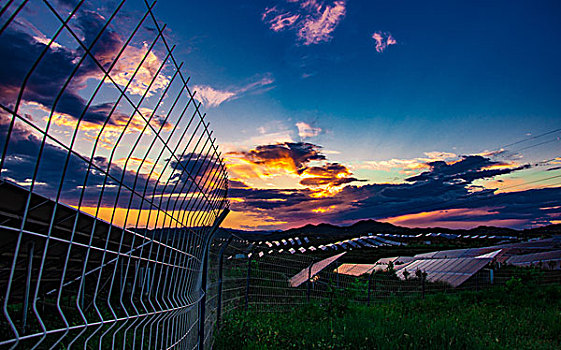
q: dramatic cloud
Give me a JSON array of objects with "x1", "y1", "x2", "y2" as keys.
[
  {"x1": 226, "y1": 152, "x2": 560, "y2": 230},
  {"x1": 225, "y1": 140, "x2": 363, "y2": 199},
  {"x1": 296, "y1": 121, "x2": 322, "y2": 139},
  {"x1": 300, "y1": 163, "x2": 363, "y2": 188},
  {"x1": 193, "y1": 74, "x2": 274, "y2": 108},
  {"x1": 0, "y1": 11, "x2": 170, "y2": 129},
  {"x1": 229, "y1": 142, "x2": 326, "y2": 175},
  {"x1": 405, "y1": 155, "x2": 530, "y2": 184},
  {"x1": 0, "y1": 120, "x2": 221, "y2": 219},
  {"x1": 169, "y1": 152, "x2": 225, "y2": 190},
  {"x1": 261, "y1": 0, "x2": 347, "y2": 45},
  {"x1": 372, "y1": 31, "x2": 397, "y2": 53},
  {"x1": 74, "y1": 10, "x2": 170, "y2": 96},
  {"x1": 109, "y1": 43, "x2": 170, "y2": 97},
  {"x1": 0, "y1": 121, "x2": 147, "y2": 208}
]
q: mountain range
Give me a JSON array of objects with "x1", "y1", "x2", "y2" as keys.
[{"x1": 224, "y1": 220, "x2": 561, "y2": 241}]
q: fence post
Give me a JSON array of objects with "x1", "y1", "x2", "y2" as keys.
[
  {"x1": 216, "y1": 235, "x2": 233, "y2": 329},
  {"x1": 199, "y1": 209, "x2": 230, "y2": 350},
  {"x1": 374, "y1": 275, "x2": 377, "y2": 300},
  {"x1": 367, "y1": 272, "x2": 374, "y2": 306},
  {"x1": 475, "y1": 272, "x2": 479, "y2": 291},
  {"x1": 307, "y1": 260, "x2": 314, "y2": 302},
  {"x1": 80, "y1": 275, "x2": 85, "y2": 310},
  {"x1": 198, "y1": 244, "x2": 209, "y2": 350},
  {"x1": 421, "y1": 273, "x2": 425, "y2": 299},
  {"x1": 245, "y1": 249, "x2": 253, "y2": 310},
  {"x1": 22, "y1": 241, "x2": 34, "y2": 334}
]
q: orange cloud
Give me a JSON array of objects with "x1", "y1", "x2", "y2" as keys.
[
  {"x1": 114, "y1": 156, "x2": 161, "y2": 178},
  {"x1": 482, "y1": 162, "x2": 520, "y2": 170},
  {"x1": 78, "y1": 206, "x2": 223, "y2": 229},
  {"x1": 227, "y1": 142, "x2": 325, "y2": 176},
  {"x1": 300, "y1": 162, "x2": 362, "y2": 196},
  {"x1": 222, "y1": 209, "x2": 288, "y2": 230},
  {"x1": 109, "y1": 43, "x2": 171, "y2": 97},
  {"x1": 45, "y1": 105, "x2": 173, "y2": 151},
  {"x1": 481, "y1": 177, "x2": 526, "y2": 193},
  {"x1": 225, "y1": 142, "x2": 362, "y2": 197},
  {"x1": 312, "y1": 205, "x2": 336, "y2": 213}
]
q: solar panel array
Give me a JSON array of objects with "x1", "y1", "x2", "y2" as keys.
[
  {"x1": 335, "y1": 263, "x2": 376, "y2": 277},
  {"x1": 396, "y1": 257, "x2": 493, "y2": 288},
  {"x1": 413, "y1": 238, "x2": 560, "y2": 263},
  {"x1": 334, "y1": 240, "x2": 561, "y2": 288},
  {"x1": 506, "y1": 250, "x2": 561, "y2": 268},
  {"x1": 254, "y1": 231, "x2": 521, "y2": 259},
  {"x1": 289, "y1": 252, "x2": 346, "y2": 287},
  {"x1": 414, "y1": 247, "x2": 502, "y2": 259},
  {"x1": 205, "y1": 235, "x2": 561, "y2": 316}
]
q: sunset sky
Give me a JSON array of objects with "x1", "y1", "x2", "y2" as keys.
[
  {"x1": 1, "y1": 0, "x2": 560, "y2": 231},
  {"x1": 151, "y1": 0, "x2": 561, "y2": 230}
]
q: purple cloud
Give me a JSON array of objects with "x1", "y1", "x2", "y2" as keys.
[
  {"x1": 372, "y1": 31, "x2": 397, "y2": 53},
  {"x1": 261, "y1": 0, "x2": 347, "y2": 45}
]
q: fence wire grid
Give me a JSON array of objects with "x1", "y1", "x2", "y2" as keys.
[
  {"x1": 0, "y1": 0, "x2": 229, "y2": 348},
  {"x1": 211, "y1": 235, "x2": 561, "y2": 321}
]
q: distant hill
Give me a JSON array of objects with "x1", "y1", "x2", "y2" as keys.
[
  {"x1": 223, "y1": 219, "x2": 560, "y2": 241},
  {"x1": 521, "y1": 223, "x2": 561, "y2": 236}
]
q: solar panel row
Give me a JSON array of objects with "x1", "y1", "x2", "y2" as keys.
[
  {"x1": 289, "y1": 252, "x2": 346, "y2": 287},
  {"x1": 395, "y1": 258, "x2": 492, "y2": 288}
]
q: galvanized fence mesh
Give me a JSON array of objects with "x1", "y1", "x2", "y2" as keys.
[
  {"x1": 0, "y1": 0, "x2": 228, "y2": 348},
  {"x1": 209, "y1": 236, "x2": 561, "y2": 319}
]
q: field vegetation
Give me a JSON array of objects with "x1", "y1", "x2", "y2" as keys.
[{"x1": 215, "y1": 280, "x2": 561, "y2": 349}]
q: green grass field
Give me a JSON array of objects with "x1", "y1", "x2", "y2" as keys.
[{"x1": 215, "y1": 283, "x2": 561, "y2": 349}]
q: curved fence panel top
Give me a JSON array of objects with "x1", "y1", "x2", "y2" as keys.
[{"x1": 0, "y1": 0, "x2": 229, "y2": 348}]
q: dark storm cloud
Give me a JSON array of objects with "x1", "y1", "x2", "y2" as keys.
[
  {"x1": 322, "y1": 181, "x2": 559, "y2": 226},
  {"x1": 229, "y1": 187, "x2": 311, "y2": 210},
  {"x1": 229, "y1": 186, "x2": 347, "y2": 220},
  {"x1": 0, "y1": 11, "x2": 130, "y2": 125},
  {"x1": 405, "y1": 155, "x2": 531, "y2": 184},
  {"x1": 0, "y1": 122, "x2": 220, "y2": 212},
  {"x1": 169, "y1": 152, "x2": 226, "y2": 193},
  {"x1": 228, "y1": 179, "x2": 250, "y2": 189},
  {"x1": 0, "y1": 122, "x2": 140, "y2": 207}
]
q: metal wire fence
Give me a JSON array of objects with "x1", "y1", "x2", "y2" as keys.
[
  {"x1": 210, "y1": 235, "x2": 561, "y2": 321},
  {"x1": 0, "y1": 0, "x2": 228, "y2": 348}
]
